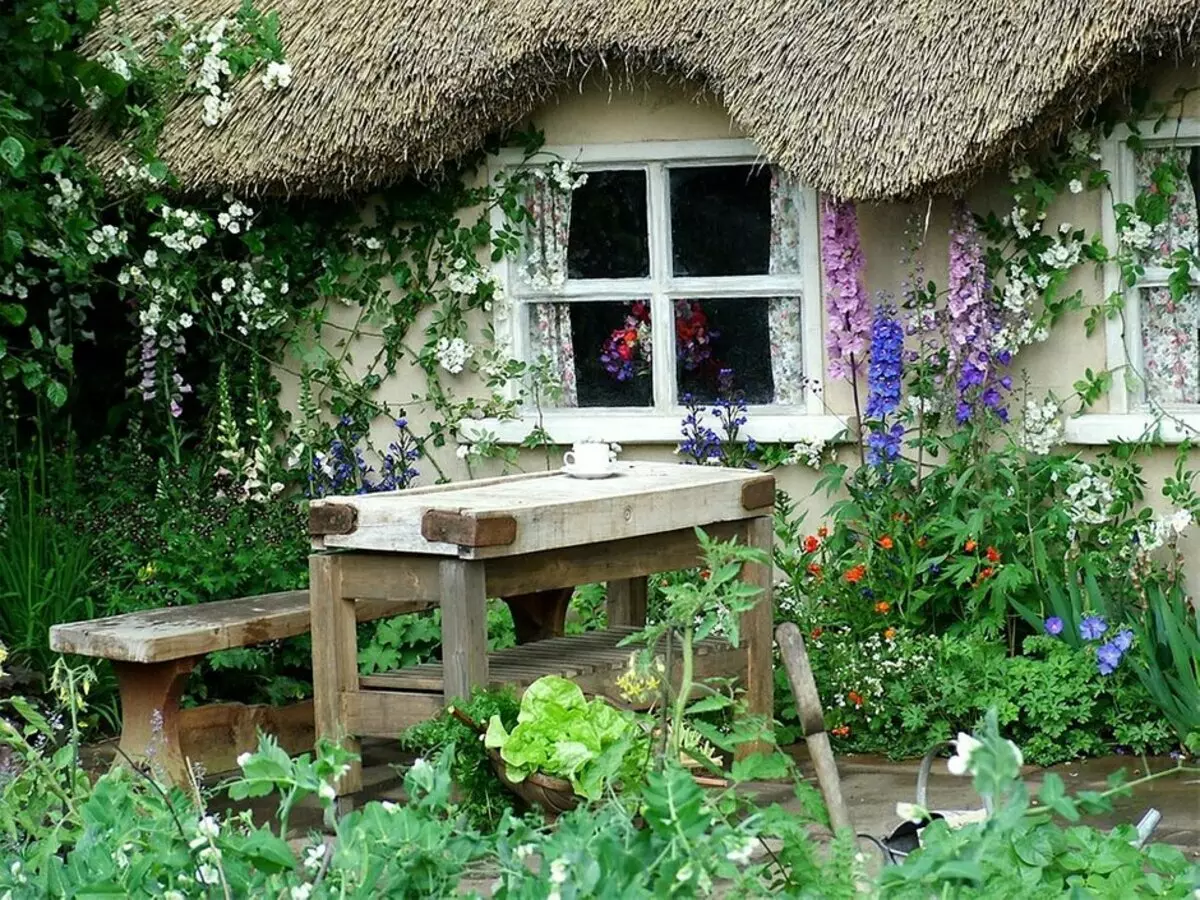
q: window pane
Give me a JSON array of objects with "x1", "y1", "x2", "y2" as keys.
[
  {"x1": 674, "y1": 298, "x2": 780, "y2": 404},
  {"x1": 670, "y1": 165, "x2": 772, "y2": 276},
  {"x1": 529, "y1": 301, "x2": 653, "y2": 408},
  {"x1": 566, "y1": 171, "x2": 649, "y2": 279},
  {"x1": 1140, "y1": 286, "x2": 1200, "y2": 406}
]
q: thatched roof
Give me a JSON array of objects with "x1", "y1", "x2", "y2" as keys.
[{"x1": 77, "y1": 0, "x2": 1200, "y2": 201}]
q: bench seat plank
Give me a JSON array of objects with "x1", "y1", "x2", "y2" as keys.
[{"x1": 49, "y1": 591, "x2": 426, "y2": 664}]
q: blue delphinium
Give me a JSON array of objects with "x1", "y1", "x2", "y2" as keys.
[
  {"x1": 865, "y1": 302, "x2": 905, "y2": 467},
  {"x1": 677, "y1": 369, "x2": 757, "y2": 467},
  {"x1": 306, "y1": 415, "x2": 421, "y2": 497}
]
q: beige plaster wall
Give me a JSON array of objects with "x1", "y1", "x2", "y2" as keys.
[{"x1": 280, "y1": 71, "x2": 1199, "y2": 533}]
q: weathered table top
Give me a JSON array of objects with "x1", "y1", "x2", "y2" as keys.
[{"x1": 309, "y1": 462, "x2": 774, "y2": 558}]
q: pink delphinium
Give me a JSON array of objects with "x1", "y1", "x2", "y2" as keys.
[
  {"x1": 947, "y1": 203, "x2": 1007, "y2": 422},
  {"x1": 821, "y1": 198, "x2": 871, "y2": 381}
]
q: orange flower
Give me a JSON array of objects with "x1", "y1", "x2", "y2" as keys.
[
  {"x1": 818, "y1": 526, "x2": 829, "y2": 538},
  {"x1": 986, "y1": 546, "x2": 1001, "y2": 563},
  {"x1": 875, "y1": 600, "x2": 891, "y2": 614},
  {"x1": 978, "y1": 567, "x2": 994, "y2": 580},
  {"x1": 844, "y1": 564, "x2": 866, "y2": 584},
  {"x1": 803, "y1": 535, "x2": 820, "y2": 553},
  {"x1": 831, "y1": 725, "x2": 851, "y2": 738},
  {"x1": 810, "y1": 627, "x2": 824, "y2": 640},
  {"x1": 699, "y1": 569, "x2": 711, "y2": 581},
  {"x1": 964, "y1": 539, "x2": 978, "y2": 552},
  {"x1": 807, "y1": 562, "x2": 823, "y2": 577},
  {"x1": 884, "y1": 627, "x2": 897, "y2": 640},
  {"x1": 847, "y1": 690, "x2": 864, "y2": 707},
  {"x1": 917, "y1": 536, "x2": 928, "y2": 549},
  {"x1": 878, "y1": 536, "x2": 894, "y2": 550}
]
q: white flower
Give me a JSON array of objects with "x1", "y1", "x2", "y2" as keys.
[
  {"x1": 101, "y1": 50, "x2": 132, "y2": 81},
  {"x1": 1019, "y1": 398, "x2": 1064, "y2": 456},
  {"x1": 1069, "y1": 179, "x2": 1084, "y2": 194},
  {"x1": 177, "y1": 313, "x2": 194, "y2": 329},
  {"x1": 236, "y1": 751, "x2": 252, "y2": 768},
  {"x1": 221, "y1": 277, "x2": 236, "y2": 292},
  {"x1": 1009, "y1": 164, "x2": 1032, "y2": 183},
  {"x1": 143, "y1": 250, "x2": 159, "y2": 268},
  {"x1": 262, "y1": 61, "x2": 293, "y2": 91},
  {"x1": 787, "y1": 438, "x2": 827, "y2": 469},
  {"x1": 455, "y1": 444, "x2": 471, "y2": 460},
  {"x1": 947, "y1": 732, "x2": 983, "y2": 776},
  {"x1": 725, "y1": 838, "x2": 756, "y2": 865},
  {"x1": 197, "y1": 815, "x2": 220, "y2": 840},
  {"x1": 514, "y1": 843, "x2": 535, "y2": 860},
  {"x1": 318, "y1": 781, "x2": 336, "y2": 801},
  {"x1": 1122, "y1": 215, "x2": 1154, "y2": 251},
  {"x1": 435, "y1": 336, "x2": 474, "y2": 374},
  {"x1": 364, "y1": 236, "x2": 382, "y2": 251},
  {"x1": 290, "y1": 886, "x2": 313, "y2": 900},
  {"x1": 549, "y1": 857, "x2": 569, "y2": 885},
  {"x1": 196, "y1": 863, "x2": 221, "y2": 885},
  {"x1": 303, "y1": 843, "x2": 326, "y2": 872}
]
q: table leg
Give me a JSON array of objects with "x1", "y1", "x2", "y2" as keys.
[
  {"x1": 441, "y1": 559, "x2": 489, "y2": 704},
  {"x1": 738, "y1": 516, "x2": 775, "y2": 758},
  {"x1": 310, "y1": 553, "x2": 362, "y2": 798},
  {"x1": 606, "y1": 576, "x2": 648, "y2": 628},
  {"x1": 502, "y1": 588, "x2": 573, "y2": 643}
]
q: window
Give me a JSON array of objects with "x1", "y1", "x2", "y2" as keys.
[
  {"x1": 481, "y1": 140, "x2": 834, "y2": 444},
  {"x1": 1075, "y1": 125, "x2": 1200, "y2": 444}
]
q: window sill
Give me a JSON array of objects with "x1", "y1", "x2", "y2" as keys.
[
  {"x1": 460, "y1": 412, "x2": 851, "y2": 446},
  {"x1": 1063, "y1": 412, "x2": 1200, "y2": 445}
]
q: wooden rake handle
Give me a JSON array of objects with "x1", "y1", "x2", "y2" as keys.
[{"x1": 776, "y1": 622, "x2": 853, "y2": 833}]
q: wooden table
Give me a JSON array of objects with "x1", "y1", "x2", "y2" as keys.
[{"x1": 307, "y1": 462, "x2": 775, "y2": 802}]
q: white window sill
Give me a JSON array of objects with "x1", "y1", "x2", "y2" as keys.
[
  {"x1": 460, "y1": 412, "x2": 851, "y2": 446},
  {"x1": 1063, "y1": 413, "x2": 1200, "y2": 445}
]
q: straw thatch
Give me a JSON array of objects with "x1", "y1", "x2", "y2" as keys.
[{"x1": 76, "y1": 0, "x2": 1200, "y2": 201}]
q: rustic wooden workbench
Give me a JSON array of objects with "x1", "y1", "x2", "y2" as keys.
[{"x1": 307, "y1": 462, "x2": 775, "y2": 802}]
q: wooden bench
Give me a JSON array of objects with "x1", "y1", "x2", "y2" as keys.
[{"x1": 49, "y1": 590, "x2": 425, "y2": 786}]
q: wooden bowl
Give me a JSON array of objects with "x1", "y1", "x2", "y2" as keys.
[{"x1": 488, "y1": 750, "x2": 581, "y2": 819}]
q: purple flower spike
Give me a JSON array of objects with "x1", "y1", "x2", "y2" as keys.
[
  {"x1": 1044, "y1": 616, "x2": 1064, "y2": 636},
  {"x1": 1096, "y1": 642, "x2": 1123, "y2": 675},
  {"x1": 1079, "y1": 616, "x2": 1108, "y2": 641}
]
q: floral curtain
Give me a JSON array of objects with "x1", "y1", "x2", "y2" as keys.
[
  {"x1": 1135, "y1": 148, "x2": 1200, "y2": 405},
  {"x1": 524, "y1": 175, "x2": 578, "y2": 407},
  {"x1": 767, "y1": 168, "x2": 805, "y2": 406}
]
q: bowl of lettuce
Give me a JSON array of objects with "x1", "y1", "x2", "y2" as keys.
[{"x1": 484, "y1": 675, "x2": 647, "y2": 810}]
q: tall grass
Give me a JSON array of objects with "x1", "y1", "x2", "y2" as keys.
[
  {"x1": 0, "y1": 457, "x2": 95, "y2": 675},
  {"x1": 1130, "y1": 580, "x2": 1200, "y2": 754}
]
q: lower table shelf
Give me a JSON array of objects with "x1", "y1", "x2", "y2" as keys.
[{"x1": 358, "y1": 626, "x2": 744, "y2": 711}]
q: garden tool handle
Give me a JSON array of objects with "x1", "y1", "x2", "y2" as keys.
[{"x1": 776, "y1": 622, "x2": 854, "y2": 833}]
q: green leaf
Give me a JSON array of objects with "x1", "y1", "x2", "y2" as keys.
[
  {"x1": 45, "y1": 380, "x2": 67, "y2": 408},
  {"x1": 0, "y1": 136, "x2": 24, "y2": 170},
  {"x1": 1037, "y1": 773, "x2": 1080, "y2": 822},
  {"x1": 234, "y1": 830, "x2": 297, "y2": 873},
  {"x1": 0, "y1": 303, "x2": 26, "y2": 325}
]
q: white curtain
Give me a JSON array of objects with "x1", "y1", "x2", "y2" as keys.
[
  {"x1": 1135, "y1": 148, "x2": 1200, "y2": 406},
  {"x1": 524, "y1": 174, "x2": 578, "y2": 407},
  {"x1": 768, "y1": 168, "x2": 805, "y2": 406}
]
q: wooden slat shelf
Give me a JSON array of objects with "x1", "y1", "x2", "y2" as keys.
[{"x1": 358, "y1": 627, "x2": 740, "y2": 708}]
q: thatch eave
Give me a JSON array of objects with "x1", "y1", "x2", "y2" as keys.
[{"x1": 73, "y1": 0, "x2": 1200, "y2": 202}]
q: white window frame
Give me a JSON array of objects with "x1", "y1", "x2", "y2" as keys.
[
  {"x1": 1067, "y1": 121, "x2": 1200, "y2": 444},
  {"x1": 465, "y1": 139, "x2": 842, "y2": 446}
]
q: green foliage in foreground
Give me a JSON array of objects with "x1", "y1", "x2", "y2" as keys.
[{"x1": 1, "y1": 661, "x2": 1197, "y2": 898}]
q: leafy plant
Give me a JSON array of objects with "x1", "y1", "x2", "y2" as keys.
[
  {"x1": 1129, "y1": 579, "x2": 1200, "y2": 753},
  {"x1": 484, "y1": 675, "x2": 648, "y2": 801}
]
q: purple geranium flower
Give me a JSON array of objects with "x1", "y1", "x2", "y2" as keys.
[
  {"x1": 1096, "y1": 642, "x2": 1123, "y2": 676},
  {"x1": 1044, "y1": 616, "x2": 1064, "y2": 636},
  {"x1": 1079, "y1": 616, "x2": 1108, "y2": 641},
  {"x1": 1112, "y1": 628, "x2": 1134, "y2": 653}
]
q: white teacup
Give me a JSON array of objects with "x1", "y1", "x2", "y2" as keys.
[{"x1": 564, "y1": 441, "x2": 613, "y2": 474}]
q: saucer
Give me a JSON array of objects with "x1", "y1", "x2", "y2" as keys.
[{"x1": 562, "y1": 464, "x2": 618, "y2": 479}]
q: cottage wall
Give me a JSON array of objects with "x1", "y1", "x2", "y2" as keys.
[{"x1": 278, "y1": 73, "x2": 1200, "y2": 576}]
